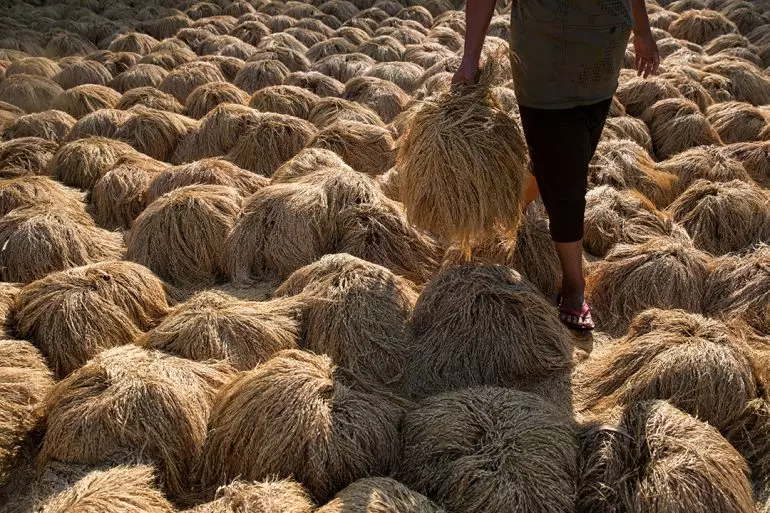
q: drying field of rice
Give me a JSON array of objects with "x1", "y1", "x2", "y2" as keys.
[{"x1": 0, "y1": 0, "x2": 768, "y2": 511}]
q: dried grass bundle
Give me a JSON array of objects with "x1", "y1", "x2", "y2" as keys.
[
  {"x1": 40, "y1": 345, "x2": 232, "y2": 498},
  {"x1": 602, "y1": 116, "x2": 653, "y2": 153},
  {"x1": 0, "y1": 176, "x2": 85, "y2": 217},
  {"x1": 89, "y1": 154, "x2": 166, "y2": 230},
  {"x1": 35, "y1": 463, "x2": 175, "y2": 513},
  {"x1": 309, "y1": 119, "x2": 394, "y2": 175},
  {"x1": 140, "y1": 290, "x2": 299, "y2": 370},
  {"x1": 357, "y1": 35, "x2": 405, "y2": 62},
  {"x1": 403, "y1": 264, "x2": 573, "y2": 398},
  {"x1": 248, "y1": 85, "x2": 320, "y2": 120},
  {"x1": 588, "y1": 139, "x2": 677, "y2": 208},
  {"x1": 138, "y1": 48, "x2": 197, "y2": 71},
  {"x1": 375, "y1": 166, "x2": 400, "y2": 201},
  {"x1": 703, "y1": 60, "x2": 770, "y2": 105},
  {"x1": 127, "y1": 185, "x2": 241, "y2": 289},
  {"x1": 185, "y1": 81, "x2": 248, "y2": 119},
  {"x1": 0, "y1": 339, "x2": 53, "y2": 483},
  {"x1": 658, "y1": 145, "x2": 751, "y2": 195},
  {"x1": 226, "y1": 112, "x2": 316, "y2": 176},
  {"x1": 402, "y1": 43, "x2": 456, "y2": 69},
  {"x1": 12, "y1": 261, "x2": 169, "y2": 378},
  {"x1": 334, "y1": 26, "x2": 373, "y2": 45},
  {"x1": 248, "y1": 48, "x2": 311, "y2": 73},
  {"x1": 706, "y1": 101, "x2": 770, "y2": 144},
  {"x1": 640, "y1": 98, "x2": 721, "y2": 159},
  {"x1": 65, "y1": 108, "x2": 131, "y2": 140},
  {"x1": 0, "y1": 136, "x2": 58, "y2": 178},
  {"x1": 108, "y1": 32, "x2": 159, "y2": 55},
  {"x1": 317, "y1": 478, "x2": 441, "y2": 513},
  {"x1": 667, "y1": 179, "x2": 770, "y2": 255},
  {"x1": 704, "y1": 245, "x2": 770, "y2": 332},
  {"x1": 148, "y1": 157, "x2": 267, "y2": 203},
  {"x1": 312, "y1": 53, "x2": 374, "y2": 83},
  {"x1": 159, "y1": 61, "x2": 226, "y2": 103},
  {"x1": 116, "y1": 86, "x2": 184, "y2": 114},
  {"x1": 586, "y1": 238, "x2": 711, "y2": 336},
  {"x1": 721, "y1": 141, "x2": 770, "y2": 188},
  {"x1": 179, "y1": 102, "x2": 260, "y2": 161},
  {"x1": 615, "y1": 76, "x2": 682, "y2": 117},
  {"x1": 232, "y1": 60, "x2": 288, "y2": 94},
  {"x1": 3, "y1": 110, "x2": 75, "y2": 143},
  {"x1": 724, "y1": 397, "x2": 770, "y2": 496},
  {"x1": 669, "y1": 9, "x2": 738, "y2": 45},
  {"x1": 5, "y1": 57, "x2": 61, "y2": 79},
  {"x1": 283, "y1": 71, "x2": 345, "y2": 98},
  {"x1": 192, "y1": 479, "x2": 314, "y2": 513},
  {"x1": 109, "y1": 64, "x2": 169, "y2": 94},
  {"x1": 574, "y1": 319, "x2": 756, "y2": 429},
  {"x1": 425, "y1": 26, "x2": 464, "y2": 52},
  {"x1": 271, "y1": 147, "x2": 351, "y2": 184},
  {"x1": 307, "y1": 97, "x2": 384, "y2": 129},
  {"x1": 87, "y1": 50, "x2": 141, "y2": 76},
  {"x1": 0, "y1": 205, "x2": 123, "y2": 283},
  {"x1": 115, "y1": 106, "x2": 197, "y2": 162},
  {"x1": 341, "y1": 76, "x2": 408, "y2": 123},
  {"x1": 275, "y1": 253, "x2": 416, "y2": 385},
  {"x1": 50, "y1": 84, "x2": 121, "y2": 119},
  {"x1": 0, "y1": 74, "x2": 64, "y2": 114},
  {"x1": 197, "y1": 349, "x2": 405, "y2": 502},
  {"x1": 399, "y1": 387, "x2": 577, "y2": 513}
]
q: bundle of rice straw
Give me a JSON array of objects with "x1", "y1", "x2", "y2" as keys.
[
  {"x1": 89, "y1": 154, "x2": 167, "y2": 230},
  {"x1": 706, "y1": 101, "x2": 770, "y2": 144},
  {"x1": 191, "y1": 479, "x2": 314, "y2": 513},
  {"x1": 140, "y1": 290, "x2": 299, "y2": 370},
  {"x1": 311, "y1": 52, "x2": 374, "y2": 83},
  {"x1": 3, "y1": 110, "x2": 76, "y2": 142},
  {"x1": 284, "y1": 71, "x2": 345, "y2": 98},
  {"x1": 108, "y1": 32, "x2": 158, "y2": 55},
  {"x1": 115, "y1": 106, "x2": 197, "y2": 162},
  {"x1": 657, "y1": 145, "x2": 752, "y2": 195},
  {"x1": 0, "y1": 339, "x2": 54, "y2": 484},
  {"x1": 724, "y1": 396, "x2": 770, "y2": 498},
  {"x1": 274, "y1": 253, "x2": 417, "y2": 387},
  {"x1": 185, "y1": 81, "x2": 249, "y2": 119},
  {"x1": 396, "y1": 62, "x2": 528, "y2": 249},
  {"x1": 317, "y1": 478, "x2": 443, "y2": 513},
  {"x1": 721, "y1": 141, "x2": 770, "y2": 188},
  {"x1": 33, "y1": 463, "x2": 175, "y2": 513},
  {"x1": 399, "y1": 387, "x2": 577, "y2": 513},
  {"x1": 309, "y1": 119, "x2": 395, "y2": 176},
  {"x1": 0, "y1": 74, "x2": 64, "y2": 113},
  {"x1": 640, "y1": 98, "x2": 722, "y2": 159},
  {"x1": 116, "y1": 86, "x2": 185, "y2": 114},
  {"x1": 659, "y1": 69, "x2": 715, "y2": 112},
  {"x1": 402, "y1": 264, "x2": 573, "y2": 398},
  {"x1": 39, "y1": 345, "x2": 233, "y2": 499},
  {"x1": 175, "y1": 103, "x2": 259, "y2": 162},
  {"x1": 50, "y1": 84, "x2": 121, "y2": 119},
  {"x1": 668, "y1": 9, "x2": 738, "y2": 45},
  {"x1": 248, "y1": 85, "x2": 320, "y2": 120},
  {"x1": 49, "y1": 137, "x2": 135, "y2": 191},
  {"x1": 704, "y1": 244, "x2": 770, "y2": 332},
  {"x1": 109, "y1": 64, "x2": 169, "y2": 94},
  {"x1": 65, "y1": 108, "x2": 131, "y2": 141},
  {"x1": 148, "y1": 157, "x2": 267, "y2": 202},
  {"x1": 577, "y1": 400, "x2": 754, "y2": 513},
  {"x1": 197, "y1": 349, "x2": 405, "y2": 502},
  {"x1": 232, "y1": 60, "x2": 289, "y2": 94},
  {"x1": 574, "y1": 311, "x2": 756, "y2": 429},
  {"x1": 249, "y1": 48, "x2": 311, "y2": 73},
  {"x1": 666, "y1": 179, "x2": 770, "y2": 256},
  {"x1": 127, "y1": 185, "x2": 242, "y2": 289},
  {"x1": 586, "y1": 238, "x2": 711, "y2": 336},
  {"x1": 52, "y1": 59, "x2": 112, "y2": 90},
  {"x1": 159, "y1": 61, "x2": 226, "y2": 103},
  {"x1": 5, "y1": 57, "x2": 61, "y2": 79},
  {"x1": 342, "y1": 75, "x2": 409, "y2": 122},
  {"x1": 12, "y1": 261, "x2": 170, "y2": 378},
  {"x1": 270, "y1": 147, "x2": 350, "y2": 184},
  {"x1": 0, "y1": 205, "x2": 124, "y2": 283},
  {"x1": 703, "y1": 59, "x2": 770, "y2": 106},
  {"x1": 364, "y1": 61, "x2": 423, "y2": 93},
  {"x1": 0, "y1": 136, "x2": 59, "y2": 178},
  {"x1": 0, "y1": 176, "x2": 85, "y2": 217},
  {"x1": 615, "y1": 76, "x2": 682, "y2": 118}
]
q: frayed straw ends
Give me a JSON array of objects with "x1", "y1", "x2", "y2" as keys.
[{"x1": 317, "y1": 477, "x2": 442, "y2": 513}]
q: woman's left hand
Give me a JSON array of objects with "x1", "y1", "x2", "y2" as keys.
[{"x1": 634, "y1": 30, "x2": 660, "y2": 78}]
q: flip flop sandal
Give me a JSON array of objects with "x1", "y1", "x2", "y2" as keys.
[{"x1": 558, "y1": 300, "x2": 595, "y2": 331}]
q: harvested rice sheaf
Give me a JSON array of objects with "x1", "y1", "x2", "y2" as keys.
[
  {"x1": 284, "y1": 71, "x2": 345, "y2": 98},
  {"x1": 0, "y1": 176, "x2": 85, "y2": 217},
  {"x1": 0, "y1": 74, "x2": 64, "y2": 114},
  {"x1": 275, "y1": 253, "x2": 417, "y2": 387},
  {"x1": 127, "y1": 185, "x2": 242, "y2": 289},
  {"x1": 342, "y1": 75, "x2": 409, "y2": 123},
  {"x1": 248, "y1": 84, "x2": 320, "y2": 120},
  {"x1": 615, "y1": 76, "x2": 682, "y2": 117},
  {"x1": 309, "y1": 120, "x2": 395, "y2": 176},
  {"x1": 721, "y1": 141, "x2": 770, "y2": 188},
  {"x1": 65, "y1": 108, "x2": 132, "y2": 141},
  {"x1": 657, "y1": 145, "x2": 752, "y2": 195},
  {"x1": 402, "y1": 264, "x2": 573, "y2": 398},
  {"x1": 184, "y1": 81, "x2": 249, "y2": 119},
  {"x1": 706, "y1": 101, "x2": 770, "y2": 144},
  {"x1": 140, "y1": 290, "x2": 299, "y2": 370},
  {"x1": 191, "y1": 479, "x2": 314, "y2": 513},
  {"x1": 50, "y1": 84, "x2": 121, "y2": 119},
  {"x1": 640, "y1": 97, "x2": 721, "y2": 159},
  {"x1": 270, "y1": 147, "x2": 351, "y2": 184},
  {"x1": 115, "y1": 106, "x2": 197, "y2": 163},
  {"x1": 116, "y1": 86, "x2": 185, "y2": 114},
  {"x1": 399, "y1": 387, "x2": 577, "y2": 513},
  {"x1": 12, "y1": 261, "x2": 170, "y2": 378},
  {"x1": 317, "y1": 478, "x2": 443, "y2": 513},
  {"x1": 586, "y1": 238, "x2": 711, "y2": 336},
  {"x1": 666, "y1": 179, "x2": 770, "y2": 256},
  {"x1": 577, "y1": 400, "x2": 755, "y2": 513},
  {"x1": 197, "y1": 349, "x2": 405, "y2": 502},
  {"x1": 396, "y1": 71, "x2": 528, "y2": 247},
  {"x1": 39, "y1": 345, "x2": 233, "y2": 499},
  {"x1": 3, "y1": 110, "x2": 76, "y2": 142},
  {"x1": 52, "y1": 59, "x2": 112, "y2": 90},
  {"x1": 49, "y1": 136, "x2": 135, "y2": 191},
  {"x1": 0, "y1": 137, "x2": 59, "y2": 178}
]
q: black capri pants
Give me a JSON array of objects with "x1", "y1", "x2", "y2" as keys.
[{"x1": 518, "y1": 98, "x2": 612, "y2": 243}]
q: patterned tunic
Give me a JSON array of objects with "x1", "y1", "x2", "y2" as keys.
[{"x1": 509, "y1": 0, "x2": 633, "y2": 109}]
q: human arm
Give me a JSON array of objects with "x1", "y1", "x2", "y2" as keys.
[
  {"x1": 452, "y1": 0, "x2": 496, "y2": 85},
  {"x1": 632, "y1": 0, "x2": 660, "y2": 78}
]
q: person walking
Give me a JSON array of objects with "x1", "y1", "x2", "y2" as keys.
[{"x1": 453, "y1": 0, "x2": 660, "y2": 330}]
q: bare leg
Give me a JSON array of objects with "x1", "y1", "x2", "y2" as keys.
[
  {"x1": 523, "y1": 171, "x2": 540, "y2": 207},
  {"x1": 555, "y1": 240, "x2": 585, "y2": 310}
]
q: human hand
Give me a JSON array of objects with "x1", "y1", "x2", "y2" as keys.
[
  {"x1": 633, "y1": 30, "x2": 660, "y2": 78},
  {"x1": 452, "y1": 56, "x2": 480, "y2": 86}
]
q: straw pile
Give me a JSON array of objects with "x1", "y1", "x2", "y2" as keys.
[
  {"x1": 127, "y1": 185, "x2": 242, "y2": 289},
  {"x1": 0, "y1": 339, "x2": 54, "y2": 483},
  {"x1": 49, "y1": 136, "x2": 135, "y2": 190},
  {"x1": 39, "y1": 345, "x2": 233, "y2": 499},
  {"x1": 248, "y1": 85, "x2": 320, "y2": 120},
  {"x1": 159, "y1": 61, "x2": 226, "y2": 103},
  {"x1": 65, "y1": 108, "x2": 131, "y2": 140},
  {"x1": 615, "y1": 76, "x2": 682, "y2": 117},
  {"x1": 577, "y1": 400, "x2": 754, "y2": 513},
  {"x1": 140, "y1": 290, "x2": 299, "y2": 370},
  {"x1": 147, "y1": 157, "x2": 267, "y2": 202},
  {"x1": 0, "y1": 205, "x2": 124, "y2": 283},
  {"x1": 657, "y1": 145, "x2": 752, "y2": 195},
  {"x1": 402, "y1": 264, "x2": 573, "y2": 398},
  {"x1": 115, "y1": 106, "x2": 197, "y2": 162},
  {"x1": 721, "y1": 141, "x2": 770, "y2": 188},
  {"x1": 640, "y1": 97, "x2": 722, "y2": 159},
  {"x1": 270, "y1": 147, "x2": 350, "y2": 184},
  {"x1": 52, "y1": 59, "x2": 113, "y2": 90},
  {"x1": 0, "y1": 74, "x2": 64, "y2": 114},
  {"x1": 706, "y1": 101, "x2": 770, "y2": 144},
  {"x1": 3, "y1": 110, "x2": 76, "y2": 142},
  {"x1": 309, "y1": 120, "x2": 394, "y2": 176},
  {"x1": 197, "y1": 349, "x2": 405, "y2": 502},
  {"x1": 0, "y1": 136, "x2": 59, "y2": 178},
  {"x1": 399, "y1": 387, "x2": 577, "y2": 513},
  {"x1": 50, "y1": 84, "x2": 121, "y2": 119},
  {"x1": 116, "y1": 86, "x2": 185, "y2": 113},
  {"x1": 586, "y1": 238, "x2": 711, "y2": 336},
  {"x1": 12, "y1": 261, "x2": 169, "y2": 378},
  {"x1": 317, "y1": 478, "x2": 443, "y2": 513},
  {"x1": 274, "y1": 253, "x2": 417, "y2": 387},
  {"x1": 666, "y1": 179, "x2": 770, "y2": 256},
  {"x1": 185, "y1": 81, "x2": 249, "y2": 119},
  {"x1": 668, "y1": 9, "x2": 738, "y2": 45},
  {"x1": 0, "y1": 176, "x2": 85, "y2": 217},
  {"x1": 191, "y1": 479, "x2": 314, "y2": 513},
  {"x1": 284, "y1": 71, "x2": 345, "y2": 98},
  {"x1": 397, "y1": 71, "x2": 527, "y2": 247},
  {"x1": 342, "y1": 76, "x2": 409, "y2": 122}
]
